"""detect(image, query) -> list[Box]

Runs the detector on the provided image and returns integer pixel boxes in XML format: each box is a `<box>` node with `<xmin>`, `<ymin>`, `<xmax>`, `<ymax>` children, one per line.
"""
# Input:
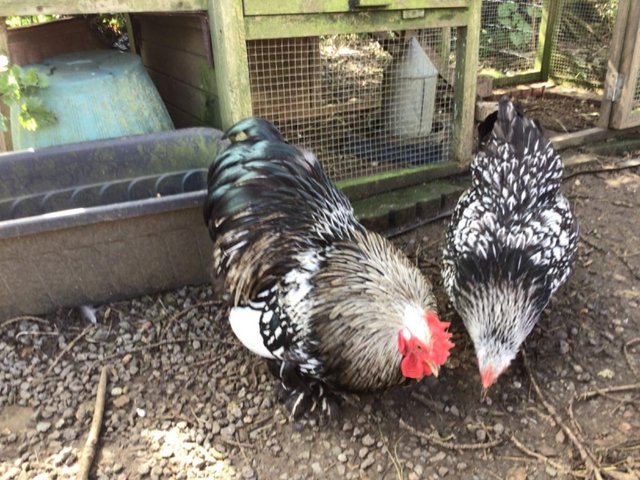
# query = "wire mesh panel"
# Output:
<box><xmin>479</xmin><ymin>0</ymin><xmax>546</xmax><ymax>75</ymax></box>
<box><xmin>550</xmin><ymin>0</ymin><xmax>619</xmax><ymax>87</ymax></box>
<box><xmin>246</xmin><ymin>30</ymin><xmax>456</xmax><ymax>182</ymax></box>
<box><xmin>634</xmin><ymin>73</ymin><xmax>640</xmax><ymax>111</ymax></box>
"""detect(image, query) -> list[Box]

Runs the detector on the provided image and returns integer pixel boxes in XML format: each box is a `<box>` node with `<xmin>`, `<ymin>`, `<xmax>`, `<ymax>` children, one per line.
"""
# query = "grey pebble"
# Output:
<box><xmin>361</xmin><ymin>434</ymin><xmax>375</xmax><ymax>447</ymax></box>
<box><xmin>36</xmin><ymin>421</ymin><xmax>51</xmax><ymax>433</ymax></box>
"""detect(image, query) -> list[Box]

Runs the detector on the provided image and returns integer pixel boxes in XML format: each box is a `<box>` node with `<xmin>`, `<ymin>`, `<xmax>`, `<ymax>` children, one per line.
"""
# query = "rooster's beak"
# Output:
<box><xmin>426</xmin><ymin>361</ymin><xmax>440</xmax><ymax>378</ymax></box>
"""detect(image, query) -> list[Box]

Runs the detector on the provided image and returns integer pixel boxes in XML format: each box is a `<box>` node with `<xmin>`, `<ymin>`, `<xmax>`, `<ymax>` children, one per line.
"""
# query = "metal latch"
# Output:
<box><xmin>606</xmin><ymin>71</ymin><xmax>624</xmax><ymax>102</ymax></box>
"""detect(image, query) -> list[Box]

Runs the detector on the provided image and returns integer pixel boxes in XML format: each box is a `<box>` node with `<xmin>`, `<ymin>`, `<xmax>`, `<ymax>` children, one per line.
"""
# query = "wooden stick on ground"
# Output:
<box><xmin>46</xmin><ymin>325</ymin><xmax>94</xmax><ymax>375</ymax></box>
<box><xmin>78</xmin><ymin>366</ymin><xmax>108</xmax><ymax>480</ymax></box>
<box><xmin>399</xmin><ymin>418</ymin><xmax>502</xmax><ymax>450</ymax></box>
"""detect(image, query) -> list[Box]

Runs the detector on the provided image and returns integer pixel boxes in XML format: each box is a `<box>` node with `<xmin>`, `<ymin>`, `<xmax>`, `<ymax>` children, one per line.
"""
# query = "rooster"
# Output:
<box><xmin>442</xmin><ymin>96</ymin><xmax>578</xmax><ymax>390</ymax></box>
<box><xmin>204</xmin><ymin>118</ymin><xmax>454</xmax><ymax>418</ymax></box>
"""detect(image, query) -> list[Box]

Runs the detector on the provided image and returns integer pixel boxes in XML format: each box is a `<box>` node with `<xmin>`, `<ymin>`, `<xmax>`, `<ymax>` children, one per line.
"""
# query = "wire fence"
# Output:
<box><xmin>634</xmin><ymin>73</ymin><xmax>640</xmax><ymax>110</ymax></box>
<box><xmin>246</xmin><ymin>30</ymin><xmax>456</xmax><ymax>182</ymax></box>
<box><xmin>549</xmin><ymin>0</ymin><xmax>618</xmax><ymax>87</ymax></box>
<box><xmin>480</xmin><ymin>0</ymin><xmax>618</xmax><ymax>90</ymax></box>
<box><xmin>479</xmin><ymin>0</ymin><xmax>546</xmax><ymax>75</ymax></box>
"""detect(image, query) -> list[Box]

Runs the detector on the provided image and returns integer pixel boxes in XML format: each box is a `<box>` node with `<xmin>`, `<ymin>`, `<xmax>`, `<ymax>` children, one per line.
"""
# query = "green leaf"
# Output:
<box><xmin>497</xmin><ymin>2</ymin><xmax>516</xmax><ymax>18</ymax></box>
<box><xmin>18</xmin><ymin>97</ymin><xmax>57</xmax><ymax>131</ymax></box>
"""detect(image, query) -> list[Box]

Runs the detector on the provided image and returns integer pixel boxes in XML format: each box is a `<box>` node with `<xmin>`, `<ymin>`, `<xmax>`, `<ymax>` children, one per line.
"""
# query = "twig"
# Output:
<box><xmin>0</xmin><ymin>316</ymin><xmax>50</xmax><ymax>331</ymax></box>
<box><xmin>522</xmin><ymin>352</ymin><xmax>603</xmax><ymax>480</ymax></box>
<box><xmin>158</xmin><ymin>300</ymin><xmax>221</xmax><ymax>342</ymax></box>
<box><xmin>385</xmin><ymin>209</ymin><xmax>455</xmax><ymax>239</ymax></box>
<box><xmin>90</xmin><ymin>336</ymin><xmax>234</xmax><ymax>370</ymax></box>
<box><xmin>576</xmin><ymin>383</ymin><xmax>640</xmax><ymax>402</ymax></box>
<box><xmin>623</xmin><ymin>338</ymin><xmax>640</xmax><ymax>377</ymax></box>
<box><xmin>563</xmin><ymin>158</ymin><xmax>640</xmax><ymax>182</ymax></box>
<box><xmin>77</xmin><ymin>366</ymin><xmax>108</xmax><ymax>480</ymax></box>
<box><xmin>510</xmin><ymin>435</ymin><xmax>577</xmax><ymax>476</ymax></box>
<box><xmin>399</xmin><ymin>418</ymin><xmax>502</xmax><ymax>450</ymax></box>
<box><xmin>46</xmin><ymin>326</ymin><xmax>94</xmax><ymax>375</ymax></box>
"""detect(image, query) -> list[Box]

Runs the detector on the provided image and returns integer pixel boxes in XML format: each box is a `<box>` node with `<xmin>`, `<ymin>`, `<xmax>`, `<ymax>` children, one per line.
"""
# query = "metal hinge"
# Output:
<box><xmin>606</xmin><ymin>72</ymin><xmax>624</xmax><ymax>102</ymax></box>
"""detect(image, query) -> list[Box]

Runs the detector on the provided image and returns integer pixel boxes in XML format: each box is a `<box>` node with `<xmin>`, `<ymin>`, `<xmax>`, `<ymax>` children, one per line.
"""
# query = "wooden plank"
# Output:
<box><xmin>137</xmin><ymin>15</ymin><xmax>211</xmax><ymax>59</ymax></box>
<box><xmin>146</xmin><ymin>69</ymin><xmax>208</xmax><ymax>123</ymax></box>
<box><xmin>208</xmin><ymin>0</ymin><xmax>252</xmax><ymax>129</ymax></box>
<box><xmin>0</xmin><ymin>0</ymin><xmax>206</xmax><ymax>16</ymax></box>
<box><xmin>538</xmin><ymin>0</ymin><xmax>563</xmax><ymax>81</ymax></box>
<box><xmin>243</xmin><ymin>0</ymin><xmax>469</xmax><ymax>16</ymax></box>
<box><xmin>599</xmin><ymin>0</ymin><xmax>630</xmax><ymax>128</ymax></box>
<box><xmin>491</xmin><ymin>70</ymin><xmax>544</xmax><ymax>88</ymax></box>
<box><xmin>451</xmin><ymin>0</ymin><xmax>480</xmax><ymax>164</ymax></box>
<box><xmin>337</xmin><ymin>161</ymin><xmax>467</xmax><ymax>201</ymax></box>
<box><xmin>549</xmin><ymin>127</ymin><xmax>612</xmax><ymax>150</ymax></box>
<box><xmin>140</xmin><ymin>41</ymin><xmax>211</xmax><ymax>90</ymax></box>
<box><xmin>244</xmin><ymin>8</ymin><xmax>469</xmax><ymax>40</ymax></box>
<box><xmin>610</xmin><ymin>0</ymin><xmax>640</xmax><ymax>129</ymax></box>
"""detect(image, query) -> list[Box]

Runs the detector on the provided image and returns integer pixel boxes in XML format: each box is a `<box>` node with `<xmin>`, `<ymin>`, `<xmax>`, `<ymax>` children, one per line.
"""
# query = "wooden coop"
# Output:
<box><xmin>1</xmin><ymin>1</ymin><xmax>481</xmax><ymax>191</ymax></box>
<box><xmin>477</xmin><ymin>0</ymin><xmax>640</xmax><ymax>145</ymax></box>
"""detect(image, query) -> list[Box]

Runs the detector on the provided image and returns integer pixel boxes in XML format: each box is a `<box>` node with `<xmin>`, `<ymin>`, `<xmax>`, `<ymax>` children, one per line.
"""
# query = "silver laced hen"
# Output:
<box><xmin>204</xmin><ymin>118</ymin><xmax>454</xmax><ymax>419</ymax></box>
<box><xmin>442</xmin><ymin>96</ymin><xmax>579</xmax><ymax>390</ymax></box>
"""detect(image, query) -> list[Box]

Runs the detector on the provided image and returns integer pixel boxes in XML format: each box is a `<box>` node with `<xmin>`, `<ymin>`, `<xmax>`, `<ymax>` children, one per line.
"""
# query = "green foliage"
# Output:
<box><xmin>6</xmin><ymin>15</ymin><xmax>61</xmax><ymax>28</ymax></box>
<box><xmin>480</xmin><ymin>1</ymin><xmax>542</xmax><ymax>64</ymax></box>
<box><xmin>0</xmin><ymin>63</ymin><xmax>57</xmax><ymax>132</ymax></box>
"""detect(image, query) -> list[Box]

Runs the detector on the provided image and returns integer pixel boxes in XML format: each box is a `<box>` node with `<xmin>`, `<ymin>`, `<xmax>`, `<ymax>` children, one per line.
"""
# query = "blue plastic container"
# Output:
<box><xmin>10</xmin><ymin>50</ymin><xmax>174</xmax><ymax>150</ymax></box>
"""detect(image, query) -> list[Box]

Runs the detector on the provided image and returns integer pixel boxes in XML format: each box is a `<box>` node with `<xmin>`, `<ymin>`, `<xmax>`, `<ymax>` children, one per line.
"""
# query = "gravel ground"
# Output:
<box><xmin>1</xmin><ymin>157</ymin><xmax>639</xmax><ymax>480</ymax></box>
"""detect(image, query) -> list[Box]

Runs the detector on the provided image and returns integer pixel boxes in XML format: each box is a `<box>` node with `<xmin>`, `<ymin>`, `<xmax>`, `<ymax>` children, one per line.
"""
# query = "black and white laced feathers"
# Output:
<box><xmin>204</xmin><ymin>117</ymin><xmax>452</xmax><ymax>420</ymax></box>
<box><xmin>442</xmin><ymin>96</ymin><xmax>579</xmax><ymax>389</ymax></box>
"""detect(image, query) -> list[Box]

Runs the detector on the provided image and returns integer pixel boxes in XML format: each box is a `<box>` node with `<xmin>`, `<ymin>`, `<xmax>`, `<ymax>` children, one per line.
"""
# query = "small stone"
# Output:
<box><xmin>36</xmin><ymin>421</ymin><xmax>51</xmax><ymax>433</ymax></box>
<box><xmin>545</xmin><ymin>466</ymin><xmax>557</xmax><ymax>477</ymax></box>
<box><xmin>122</xmin><ymin>353</ymin><xmax>132</xmax><ymax>365</ymax></box>
<box><xmin>113</xmin><ymin>463</ymin><xmax>124</xmax><ymax>473</ymax></box>
<box><xmin>3</xmin><ymin>467</ymin><xmax>21</xmax><ymax>479</ymax></box>
<box><xmin>555</xmin><ymin>430</ymin><xmax>566</xmax><ymax>444</ymax></box>
<box><xmin>361</xmin><ymin>454</ymin><xmax>375</xmax><ymax>470</ymax></box>
<box><xmin>408</xmin><ymin>473</ymin><xmax>419</xmax><ymax>480</ymax></box>
<box><xmin>438</xmin><ymin>466</ymin><xmax>449</xmax><ymax>477</ymax></box>
<box><xmin>430</xmin><ymin>451</ymin><xmax>446</xmax><ymax>463</ymax></box>
<box><xmin>456</xmin><ymin>462</ymin><xmax>468</xmax><ymax>471</ymax></box>
<box><xmin>241</xmin><ymin>466</ymin><xmax>255</xmax><ymax>479</ymax></box>
<box><xmin>559</xmin><ymin>341</ymin><xmax>570</xmax><ymax>355</ymax></box>
<box><xmin>337</xmin><ymin>465</ymin><xmax>346</xmax><ymax>475</ymax></box>
<box><xmin>113</xmin><ymin>395</ymin><xmax>130</xmax><ymax>409</ymax></box>
<box><xmin>138</xmin><ymin>464</ymin><xmax>151</xmax><ymax>476</ymax></box>
<box><xmin>362</xmin><ymin>434</ymin><xmax>375</xmax><ymax>447</ymax></box>
<box><xmin>493</xmin><ymin>423</ymin><xmax>505</xmax><ymax>435</ymax></box>
<box><xmin>358</xmin><ymin>447</ymin><xmax>368</xmax><ymax>459</ymax></box>
<box><xmin>221</xmin><ymin>424</ymin><xmax>236</xmax><ymax>439</ymax></box>
<box><xmin>311</xmin><ymin>463</ymin><xmax>322</xmax><ymax>476</ymax></box>
<box><xmin>449</xmin><ymin>405</ymin><xmax>460</xmax><ymax>417</ymax></box>
<box><xmin>475</xmin><ymin>429</ymin><xmax>486</xmax><ymax>442</ymax></box>
<box><xmin>159</xmin><ymin>446</ymin><xmax>173</xmax><ymax>458</ymax></box>
<box><xmin>337</xmin><ymin>453</ymin><xmax>348</xmax><ymax>463</ymax></box>
<box><xmin>111</xmin><ymin>386</ymin><xmax>123</xmax><ymax>396</ymax></box>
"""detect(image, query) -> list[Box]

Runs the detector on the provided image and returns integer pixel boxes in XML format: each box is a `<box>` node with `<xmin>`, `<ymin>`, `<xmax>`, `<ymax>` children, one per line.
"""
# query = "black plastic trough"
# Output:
<box><xmin>0</xmin><ymin>128</ymin><xmax>225</xmax><ymax>319</ymax></box>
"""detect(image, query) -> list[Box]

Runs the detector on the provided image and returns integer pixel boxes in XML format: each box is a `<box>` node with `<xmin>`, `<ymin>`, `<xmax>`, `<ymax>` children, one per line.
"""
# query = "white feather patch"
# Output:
<box><xmin>228</xmin><ymin>306</ymin><xmax>276</xmax><ymax>359</ymax></box>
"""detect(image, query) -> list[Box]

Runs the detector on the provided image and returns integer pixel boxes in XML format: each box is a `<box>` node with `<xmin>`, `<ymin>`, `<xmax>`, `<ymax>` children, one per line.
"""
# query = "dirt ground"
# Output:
<box><xmin>1</xmin><ymin>154</ymin><xmax>640</xmax><ymax>480</ymax></box>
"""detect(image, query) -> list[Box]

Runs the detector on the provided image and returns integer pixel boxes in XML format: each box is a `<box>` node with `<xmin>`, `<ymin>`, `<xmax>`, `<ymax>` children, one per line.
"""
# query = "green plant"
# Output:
<box><xmin>0</xmin><ymin>62</ymin><xmax>57</xmax><ymax>132</ymax></box>
<box><xmin>496</xmin><ymin>2</ymin><xmax>539</xmax><ymax>49</ymax></box>
<box><xmin>6</xmin><ymin>15</ymin><xmax>61</xmax><ymax>28</ymax></box>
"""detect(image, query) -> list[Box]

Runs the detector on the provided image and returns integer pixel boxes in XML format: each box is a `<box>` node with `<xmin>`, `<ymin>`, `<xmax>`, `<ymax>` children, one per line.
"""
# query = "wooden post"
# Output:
<box><xmin>598</xmin><ymin>0</ymin><xmax>630</xmax><ymax>128</ymax></box>
<box><xmin>207</xmin><ymin>0</ymin><xmax>253</xmax><ymax>129</ymax></box>
<box><xmin>538</xmin><ymin>0</ymin><xmax>564</xmax><ymax>81</ymax></box>
<box><xmin>0</xmin><ymin>17</ymin><xmax>10</xmax><ymax>152</ymax></box>
<box><xmin>609</xmin><ymin>0</ymin><xmax>640</xmax><ymax>129</ymax></box>
<box><xmin>451</xmin><ymin>0</ymin><xmax>481</xmax><ymax>164</ymax></box>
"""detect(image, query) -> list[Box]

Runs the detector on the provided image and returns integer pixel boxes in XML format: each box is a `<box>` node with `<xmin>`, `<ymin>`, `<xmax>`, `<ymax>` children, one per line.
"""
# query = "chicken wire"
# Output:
<box><xmin>246</xmin><ymin>30</ymin><xmax>456</xmax><ymax>182</ymax></box>
<box><xmin>634</xmin><ymin>74</ymin><xmax>640</xmax><ymax>110</ymax></box>
<box><xmin>549</xmin><ymin>0</ymin><xmax>618</xmax><ymax>87</ymax></box>
<box><xmin>480</xmin><ymin>0</ymin><xmax>546</xmax><ymax>75</ymax></box>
